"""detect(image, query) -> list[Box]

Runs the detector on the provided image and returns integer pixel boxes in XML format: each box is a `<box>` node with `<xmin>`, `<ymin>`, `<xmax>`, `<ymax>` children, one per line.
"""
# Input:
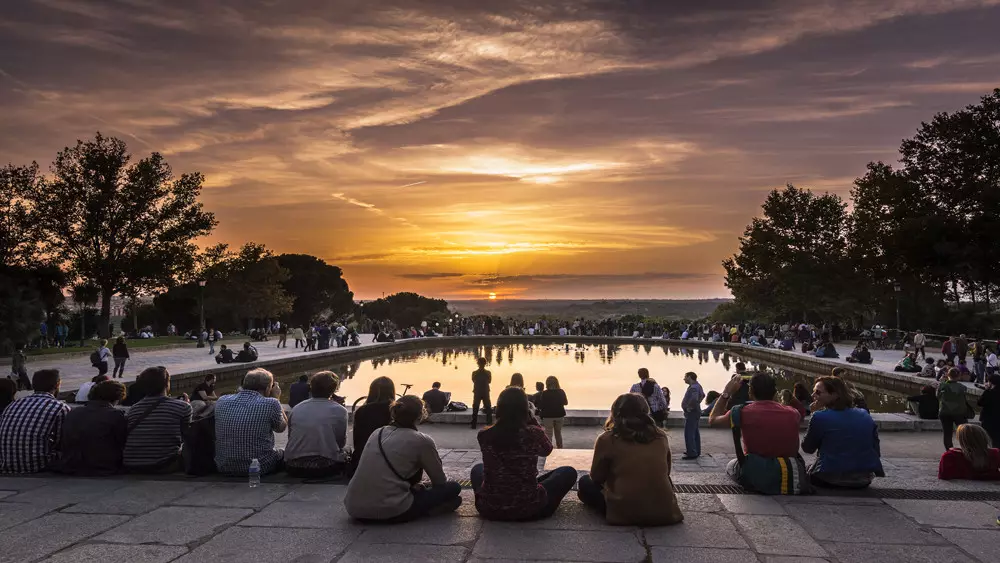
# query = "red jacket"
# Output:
<box><xmin>938</xmin><ymin>448</ymin><xmax>1000</xmax><ymax>480</ymax></box>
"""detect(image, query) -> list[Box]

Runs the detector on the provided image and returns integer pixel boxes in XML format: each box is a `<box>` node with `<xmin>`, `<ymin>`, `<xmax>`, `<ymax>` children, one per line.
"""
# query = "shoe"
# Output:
<box><xmin>681</xmin><ymin>454</ymin><xmax>699</xmax><ymax>460</ymax></box>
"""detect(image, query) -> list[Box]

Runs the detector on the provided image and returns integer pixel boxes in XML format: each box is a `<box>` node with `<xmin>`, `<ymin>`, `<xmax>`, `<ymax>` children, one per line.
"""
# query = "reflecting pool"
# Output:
<box><xmin>259</xmin><ymin>343</ymin><xmax>908</xmax><ymax>413</ymax></box>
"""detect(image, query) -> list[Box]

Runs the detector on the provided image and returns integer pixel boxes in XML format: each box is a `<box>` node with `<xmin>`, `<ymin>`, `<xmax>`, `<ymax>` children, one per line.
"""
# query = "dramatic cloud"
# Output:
<box><xmin>2</xmin><ymin>0</ymin><xmax>999</xmax><ymax>299</ymax></box>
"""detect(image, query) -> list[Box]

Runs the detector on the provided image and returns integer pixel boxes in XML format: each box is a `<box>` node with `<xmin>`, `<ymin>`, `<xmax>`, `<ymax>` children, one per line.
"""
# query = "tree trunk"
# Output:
<box><xmin>100</xmin><ymin>287</ymin><xmax>114</xmax><ymax>339</ymax></box>
<box><xmin>132</xmin><ymin>296</ymin><xmax>139</xmax><ymax>337</ymax></box>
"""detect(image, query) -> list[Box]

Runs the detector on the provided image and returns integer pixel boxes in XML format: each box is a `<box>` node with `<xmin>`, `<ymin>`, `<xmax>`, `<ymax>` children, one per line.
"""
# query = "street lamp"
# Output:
<box><xmin>893</xmin><ymin>282</ymin><xmax>902</xmax><ymax>338</ymax></box>
<box><xmin>197</xmin><ymin>280</ymin><xmax>206</xmax><ymax>348</ymax></box>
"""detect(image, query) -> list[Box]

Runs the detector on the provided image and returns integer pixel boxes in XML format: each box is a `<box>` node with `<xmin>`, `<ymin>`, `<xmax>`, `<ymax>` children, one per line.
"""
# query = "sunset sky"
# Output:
<box><xmin>2</xmin><ymin>1</ymin><xmax>999</xmax><ymax>300</ymax></box>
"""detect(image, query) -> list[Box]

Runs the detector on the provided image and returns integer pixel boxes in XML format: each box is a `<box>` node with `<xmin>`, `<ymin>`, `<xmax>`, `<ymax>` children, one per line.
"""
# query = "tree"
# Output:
<box><xmin>31</xmin><ymin>133</ymin><xmax>217</xmax><ymax>338</ymax></box>
<box><xmin>276</xmin><ymin>254</ymin><xmax>354</xmax><ymax>325</ymax></box>
<box><xmin>723</xmin><ymin>185</ymin><xmax>853</xmax><ymax>323</ymax></box>
<box><xmin>202</xmin><ymin>243</ymin><xmax>293</xmax><ymax>330</ymax></box>
<box><xmin>70</xmin><ymin>283</ymin><xmax>100</xmax><ymax>345</ymax></box>
<box><xmin>361</xmin><ymin>292</ymin><xmax>449</xmax><ymax>328</ymax></box>
<box><xmin>0</xmin><ymin>162</ymin><xmax>44</xmax><ymax>268</ymax></box>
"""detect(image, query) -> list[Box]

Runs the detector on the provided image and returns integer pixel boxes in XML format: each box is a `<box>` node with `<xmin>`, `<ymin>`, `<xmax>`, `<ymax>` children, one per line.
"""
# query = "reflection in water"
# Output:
<box><xmin>206</xmin><ymin>344</ymin><xmax>908</xmax><ymax>412</ymax></box>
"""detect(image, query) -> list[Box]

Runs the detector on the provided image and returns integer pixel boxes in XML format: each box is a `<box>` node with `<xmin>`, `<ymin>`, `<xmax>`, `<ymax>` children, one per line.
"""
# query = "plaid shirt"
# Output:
<box><xmin>0</xmin><ymin>393</ymin><xmax>70</xmax><ymax>474</ymax></box>
<box><xmin>214</xmin><ymin>389</ymin><xmax>285</xmax><ymax>475</ymax></box>
<box><xmin>630</xmin><ymin>381</ymin><xmax>668</xmax><ymax>413</ymax></box>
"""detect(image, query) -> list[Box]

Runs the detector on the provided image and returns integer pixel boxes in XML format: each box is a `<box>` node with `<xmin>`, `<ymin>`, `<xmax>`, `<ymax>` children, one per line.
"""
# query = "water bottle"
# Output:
<box><xmin>248</xmin><ymin>458</ymin><xmax>260</xmax><ymax>488</ymax></box>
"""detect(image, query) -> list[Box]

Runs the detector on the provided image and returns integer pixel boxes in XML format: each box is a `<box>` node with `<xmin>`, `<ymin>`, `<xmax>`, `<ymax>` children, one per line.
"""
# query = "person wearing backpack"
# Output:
<box><xmin>91</xmin><ymin>339</ymin><xmax>112</xmax><ymax>377</ymax></box>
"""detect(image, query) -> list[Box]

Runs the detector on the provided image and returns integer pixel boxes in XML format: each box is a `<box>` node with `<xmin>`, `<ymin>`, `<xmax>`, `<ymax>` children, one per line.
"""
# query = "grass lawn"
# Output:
<box><xmin>26</xmin><ymin>336</ymin><xmax>194</xmax><ymax>356</ymax></box>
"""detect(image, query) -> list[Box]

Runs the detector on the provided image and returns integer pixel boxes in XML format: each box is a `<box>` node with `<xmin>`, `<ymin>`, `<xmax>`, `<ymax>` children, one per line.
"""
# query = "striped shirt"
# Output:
<box><xmin>214</xmin><ymin>390</ymin><xmax>286</xmax><ymax>475</ymax></box>
<box><xmin>0</xmin><ymin>393</ymin><xmax>70</xmax><ymax>474</ymax></box>
<box><xmin>123</xmin><ymin>396</ymin><xmax>192</xmax><ymax>469</ymax></box>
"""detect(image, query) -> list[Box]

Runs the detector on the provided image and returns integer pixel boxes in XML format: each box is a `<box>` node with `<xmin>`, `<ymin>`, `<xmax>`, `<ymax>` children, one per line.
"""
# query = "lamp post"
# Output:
<box><xmin>893</xmin><ymin>282</ymin><xmax>902</xmax><ymax>339</ymax></box>
<box><xmin>197</xmin><ymin>280</ymin><xmax>206</xmax><ymax>348</ymax></box>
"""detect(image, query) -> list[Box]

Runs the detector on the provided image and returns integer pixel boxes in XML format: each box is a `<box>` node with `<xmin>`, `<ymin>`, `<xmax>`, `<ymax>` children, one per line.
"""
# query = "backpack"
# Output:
<box><xmin>182</xmin><ymin>415</ymin><xmax>217</xmax><ymax>476</ymax></box>
<box><xmin>90</xmin><ymin>350</ymin><xmax>101</xmax><ymax>367</ymax></box>
<box><xmin>446</xmin><ymin>401</ymin><xmax>468</xmax><ymax>412</ymax></box>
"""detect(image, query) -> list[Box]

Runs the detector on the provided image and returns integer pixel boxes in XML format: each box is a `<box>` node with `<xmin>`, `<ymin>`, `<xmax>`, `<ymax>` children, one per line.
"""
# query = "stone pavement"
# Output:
<box><xmin>2</xmin><ymin>443</ymin><xmax>998</xmax><ymax>563</ymax></box>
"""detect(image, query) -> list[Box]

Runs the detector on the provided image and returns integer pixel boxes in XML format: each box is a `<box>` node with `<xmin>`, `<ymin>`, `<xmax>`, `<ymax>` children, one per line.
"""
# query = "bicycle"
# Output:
<box><xmin>351</xmin><ymin>383</ymin><xmax>413</xmax><ymax>413</ymax></box>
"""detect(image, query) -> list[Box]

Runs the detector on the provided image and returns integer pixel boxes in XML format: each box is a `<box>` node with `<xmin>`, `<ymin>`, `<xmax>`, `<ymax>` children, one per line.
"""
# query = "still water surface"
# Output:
<box><xmin>240</xmin><ymin>343</ymin><xmax>907</xmax><ymax>412</ymax></box>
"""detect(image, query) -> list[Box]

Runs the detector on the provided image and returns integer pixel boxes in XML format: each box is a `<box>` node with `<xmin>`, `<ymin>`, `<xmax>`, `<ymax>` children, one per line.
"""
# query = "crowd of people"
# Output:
<box><xmin>2</xmin><ymin>352</ymin><xmax>999</xmax><ymax>527</ymax></box>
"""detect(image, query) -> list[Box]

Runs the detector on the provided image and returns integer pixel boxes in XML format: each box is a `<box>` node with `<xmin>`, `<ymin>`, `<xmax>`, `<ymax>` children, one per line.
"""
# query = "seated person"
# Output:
<box><xmin>846</xmin><ymin>345</ymin><xmax>872</xmax><ymax>364</ymax></box>
<box><xmin>893</xmin><ymin>353</ymin><xmax>922</xmax><ymax>373</ymax></box>
<box><xmin>801</xmin><ymin>340</ymin><xmax>815</xmax><ymax>354</ymax></box>
<box><xmin>75</xmin><ymin>374</ymin><xmax>109</xmax><ymax>403</ymax></box>
<box><xmin>907</xmin><ymin>385</ymin><xmax>940</xmax><ymax>420</ymax></box>
<box><xmin>123</xmin><ymin>366</ymin><xmax>192</xmax><ymax>473</ymax></box>
<box><xmin>793</xmin><ymin>382</ymin><xmax>813</xmax><ymax>415</ymax></box>
<box><xmin>214</xmin><ymin>368</ymin><xmax>286</xmax><ymax>476</ymax></box>
<box><xmin>577</xmin><ymin>393</ymin><xmax>683</xmax><ymax>526</ymax></box>
<box><xmin>285</xmin><ymin>371</ymin><xmax>348</xmax><ymax>478</ymax></box>
<box><xmin>814</xmin><ymin>340</ymin><xmax>838</xmax><ymax>358</ymax></box>
<box><xmin>778</xmin><ymin>335</ymin><xmax>795</xmax><ymax>351</ymax></box>
<box><xmin>54</xmin><ymin>380</ymin><xmax>127</xmax><ymax>476</ymax></box>
<box><xmin>344</xmin><ymin>395</ymin><xmax>461</xmax><ymax>522</ymax></box>
<box><xmin>470</xmin><ymin>387</ymin><xmax>577</xmax><ymax>521</ymax></box>
<box><xmin>701</xmin><ymin>390</ymin><xmax>721</xmax><ymax>417</ymax></box>
<box><xmin>709</xmin><ymin>373</ymin><xmax>809</xmax><ymax>494</ymax></box>
<box><xmin>288</xmin><ymin>375</ymin><xmax>310</xmax><ymax>408</ymax></box>
<box><xmin>920</xmin><ymin>358</ymin><xmax>937</xmax><ymax>378</ymax></box>
<box><xmin>421</xmin><ymin>382</ymin><xmax>451</xmax><ymax>414</ymax></box>
<box><xmin>956</xmin><ymin>359</ymin><xmax>973</xmax><ymax>381</ymax></box>
<box><xmin>191</xmin><ymin>374</ymin><xmax>218</xmax><ymax>402</ymax></box>
<box><xmin>0</xmin><ymin>369</ymin><xmax>71</xmax><ymax>474</ymax></box>
<box><xmin>802</xmin><ymin>376</ymin><xmax>884</xmax><ymax>489</ymax></box>
<box><xmin>233</xmin><ymin>342</ymin><xmax>259</xmax><ymax>363</ymax></box>
<box><xmin>778</xmin><ymin>389</ymin><xmax>807</xmax><ymax>420</ymax></box>
<box><xmin>215</xmin><ymin>344</ymin><xmax>235</xmax><ymax>364</ymax></box>
<box><xmin>938</xmin><ymin>424</ymin><xmax>1000</xmax><ymax>480</ymax></box>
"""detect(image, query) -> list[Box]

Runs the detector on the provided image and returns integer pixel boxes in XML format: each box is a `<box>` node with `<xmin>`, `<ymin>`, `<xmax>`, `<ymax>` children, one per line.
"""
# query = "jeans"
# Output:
<box><xmin>974</xmin><ymin>360</ymin><xmax>986</xmax><ymax>383</ymax></box>
<box><xmin>113</xmin><ymin>357</ymin><xmax>127</xmax><ymax>379</ymax></box>
<box><xmin>471</xmin><ymin>394</ymin><xmax>492</xmax><ymax>426</ymax></box>
<box><xmin>471</xmin><ymin>463</ymin><xmax>577</xmax><ymax>520</ymax></box>
<box><xmin>576</xmin><ymin>474</ymin><xmax>606</xmax><ymax>514</ymax></box>
<box><xmin>940</xmin><ymin>414</ymin><xmax>968</xmax><ymax>450</ymax></box>
<box><xmin>683</xmin><ymin>410</ymin><xmax>701</xmax><ymax>456</ymax></box>
<box><xmin>209</xmin><ymin>341</ymin><xmax>216</xmax><ymax>354</ymax></box>
<box><xmin>362</xmin><ymin>481</ymin><xmax>462</xmax><ymax>524</ymax></box>
<box><xmin>543</xmin><ymin>417</ymin><xmax>564</xmax><ymax>448</ymax></box>
<box><xmin>96</xmin><ymin>361</ymin><xmax>108</xmax><ymax>377</ymax></box>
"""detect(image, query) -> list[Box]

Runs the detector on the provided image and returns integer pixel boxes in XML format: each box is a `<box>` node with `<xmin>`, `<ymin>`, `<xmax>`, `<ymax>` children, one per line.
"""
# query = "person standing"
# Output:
<box><xmin>913</xmin><ymin>330</ymin><xmax>926</xmax><ymax>359</ymax></box>
<box><xmin>681</xmin><ymin>372</ymin><xmax>706</xmax><ymax>460</ymax></box>
<box><xmin>956</xmin><ymin>334</ymin><xmax>969</xmax><ymax>363</ymax></box>
<box><xmin>11</xmin><ymin>343</ymin><xmax>31</xmax><ymax>391</ymax></box>
<box><xmin>207</xmin><ymin>327</ymin><xmax>217</xmax><ymax>355</ymax></box>
<box><xmin>93</xmin><ymin>339</ymin><xmax>111</xmax><ymax>377</ymax></box>
<box><xmin>539</xmin><ymin>376</ymin><xmax>568</xmax><ymax>449</ymax></box>
<box><xmin>629</xmin><ymin>368</ymin><xmax>667</xmax><ymax>426</ymax></box>
<box><xmin>978</xmin><ymin>374</ymin><xmax>1000</xmax><ymax>448</ymax></box>
<box><xmin>471</xmin><ymin>357</ymin><xmax>492</xmax><ymax>429</ymax></box>
<box><xmin>938</xmin><ymin>368</ymin><xmax>969</xmax><ymax>450</ymax></box>
<box><xmin>277</xmin><ymin>323</ymin><xmax>288</xmax><ymax>348</ymax></box>
<box><xmin>111</xmin><ymin>336</ymin><xmax>130</xmax><ymax>379</ymax></box>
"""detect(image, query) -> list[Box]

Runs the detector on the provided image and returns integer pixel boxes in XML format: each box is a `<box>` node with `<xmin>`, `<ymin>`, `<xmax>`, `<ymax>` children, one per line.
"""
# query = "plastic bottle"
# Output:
<box><xmin>248</xmin><ymin>458</ymin><xmax>260</xmax><ymax>488</ymax></box>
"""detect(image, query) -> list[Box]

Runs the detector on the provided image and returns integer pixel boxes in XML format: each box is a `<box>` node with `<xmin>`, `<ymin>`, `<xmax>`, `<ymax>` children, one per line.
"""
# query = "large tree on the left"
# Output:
<box><xmin>33</xmin><ymin>133</ymin><xmax>217</xmax><ymax>338</ymax></box>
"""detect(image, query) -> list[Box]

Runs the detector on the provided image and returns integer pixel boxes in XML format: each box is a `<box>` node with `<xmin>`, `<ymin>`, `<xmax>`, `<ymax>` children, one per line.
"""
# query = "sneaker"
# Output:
<box><xmin>681</xmin><ymin>454</ymin><xmax>699</xmax><ymax>460</ymax></box>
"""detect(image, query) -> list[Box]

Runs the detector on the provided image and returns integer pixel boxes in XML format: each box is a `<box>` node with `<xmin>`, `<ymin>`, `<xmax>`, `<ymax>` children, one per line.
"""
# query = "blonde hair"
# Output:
<box><xmin>777</xmin><ymin>389</ymin><xmax>793</xmax><ymax>405</ymax></box>
<box><xmin>957</xmin><ymin>424</ymin><xmax>992</xmax><ymax>472</ymax></box>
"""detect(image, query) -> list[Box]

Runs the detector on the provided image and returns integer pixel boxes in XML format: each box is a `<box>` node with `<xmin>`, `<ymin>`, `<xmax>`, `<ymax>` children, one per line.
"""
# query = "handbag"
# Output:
<box><xmin>377</xmin><ymin>427</ymin><xmax>422</xmax><ymax>486</ymax></box>
<box><xmin>128</xmin><ymin>396</ymin><xmax>167</xmax><ymax>433</ymax></box>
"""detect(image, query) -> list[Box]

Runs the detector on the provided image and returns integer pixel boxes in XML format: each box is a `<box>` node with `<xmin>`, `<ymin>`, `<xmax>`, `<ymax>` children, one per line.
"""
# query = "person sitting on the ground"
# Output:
<box><xmin>122</xmin><ymin>366</ymin><xmax>192</xmax><ymax>473</ymax></box>
<box><xmin>470</xmin><ymin>386</ymin><xmax>577</xmax><ymax>521</ymax></box>
<box><xmin>421</xmin><ymin>381</ymin><xmax>451</xmax><ymax>414</ymax></box>
<box><xmin>938</xmin><ymin>424</ymin><xmax>1000</xmax><ymax>480</ymax></box>
<box><xmin>285</xmin><ymin>371</ymin><xmax>348</xmax><ymax>478</ymax></box>
<box><xmin>214</xmin><ymin>368</ymin><xmax>286</xmax><ymax>476</ymax></box>
<box><xmin>907</xmin><ymin>385</ymin><xmax>940</xmax><ymax>420</ymax></box>
<box><xmin>75</xmin><ymin>374</ymin><xmax>109</xmax><ymax>403</ymax></box>
<box><xmin>956</xmin><ymin>359</ymin><xmax>973</xmax><ymax>381</ymax></box>
<box><xmin>344</xmin><ymin>395</ymin><xmax>461</xmax><ymax>522</ymax></box>
<box><xmin>191</xmin><ymin>374</ymin><xmax>218</xmax><ymax>402</ymax></box>
<box><xmin>778</xmin><ymin>334</ymin><xmax>795</xmax><ymax>351</ymax></box>
<box><xmin>920</xmin><ymin>358</ymin><xmax>937</xmax><ymax>378</ymax></box>
<box><xmin>701</xmin><ymin>390</ymin><xmax>721</xmax><ymax>417</ymax></box>
<box><xmin>577</xmin><ymin>393</ymin><xmax>684</xmax><ymax>526</ymax></box>
<box><xmin>709</xmin><ymin>372</ymin><xmax>810</xmax><ymax>494</ymax></box>
<box><xmin>351</xmin><ymin>376</ymin><xmax>395</xmax><ymax>474</ymax></box>
<box><xmin>846</xmin><ymin>345</ymin><xmax>873</xmax><ymax>364</ymax></box>
<box><xmin>288</xmin><ymin>374</ymin><xmax>310</xmax><ymax>408</ymax></box>
<box><xmin>814</xmin><ymin>338</ymin><xmax>838</xmax><ymax>358</ymax></box>
<box><xmin>778</xmin><ymin>389</ymin><xmax>807</xmax><ymax>420</ymax></box>
<box><xmin>793</xmin><ymin>382</ymin><xmax>813</xmax><ymax>415</ymax></box>
<box><xmin>54</xmin><ymin>380</ymin><xmax>127</xmax><ymax>476</ymax></box>
<box><xmin>894</xmin><ymin>353</ymin><xmax>922</xmax><ymax>373</ymax></box>
<box><xmin>215</xmin><ymin>344</ymin><xmax>235</xmax><ymax>364</ymax></box>
<box><xmin>0</xmin><ymin>369</ymin><xmax>70</xmax><ymax>474</ymax></box>
<box><xmin>802</xmin><ymin>376</ymin><xmax>884</xmax><ymax>489</ymax></box>
<box><xmin>233</xmin><ymin>342</ymin><xmax>259</xmax><ymax>363</ymax></box>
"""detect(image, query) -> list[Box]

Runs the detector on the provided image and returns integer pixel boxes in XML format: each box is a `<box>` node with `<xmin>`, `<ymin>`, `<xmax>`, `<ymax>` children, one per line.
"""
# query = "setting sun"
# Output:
<box><xmin>488</xmin><ymin>292</ymin><xmax>497</xmax><ymax>300</ymax></box>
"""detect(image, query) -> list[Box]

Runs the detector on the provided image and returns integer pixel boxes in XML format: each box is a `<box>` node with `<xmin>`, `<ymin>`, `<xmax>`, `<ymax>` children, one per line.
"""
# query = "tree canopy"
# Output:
<box><xmin>361</xmin><ymin>292</ymin><xmax>450</xmax><ymax>328</ymax></box>
<box><xmin>277</xmin><ymin>254</ymin><xmax>354</xmax><ymax>326</ymax></box>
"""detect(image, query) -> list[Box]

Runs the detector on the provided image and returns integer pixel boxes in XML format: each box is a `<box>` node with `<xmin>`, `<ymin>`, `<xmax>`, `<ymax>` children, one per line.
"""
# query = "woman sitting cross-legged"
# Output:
<box><xmin>577</xmin><ymin>393</ymin><xmax>684</xmax><ymax>526</ymax></box>
<box><xmin>344</xmin><ymin>395</ymin><xmax>461</xmax><ymax>523</ymax></box>
<box><xmin>284</xmin><ymin>371</ymin><xmax>348</xmax><ymax>478</ymax></box>
<box><xmin>938</xmin><ymin>424</ymin><xmax>1000</xmax><ymax>480</ymax></box>
<box><xmin>471</xmin><ymin>386</ymin><xmax>577</xmax><ymax>521</ymax></box>
<box><xmin>802</xmin><ymin>376</ymin><xmax>885</xmax><ymax>489</ymax></box>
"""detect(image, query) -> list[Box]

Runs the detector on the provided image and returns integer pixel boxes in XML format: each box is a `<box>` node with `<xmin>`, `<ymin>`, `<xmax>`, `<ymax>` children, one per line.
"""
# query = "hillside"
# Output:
<box><xmin>448</xmin><ymin>299</ymin><xmax>730</xmax><ymax>320</ymax></box>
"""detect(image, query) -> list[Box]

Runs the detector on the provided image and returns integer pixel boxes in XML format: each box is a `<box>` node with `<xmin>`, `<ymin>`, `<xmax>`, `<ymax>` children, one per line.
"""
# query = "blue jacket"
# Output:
<box><xmin>801</xmin><ymin>408</ymin><xmax>884</xmax><ymax>476</ymax></box>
